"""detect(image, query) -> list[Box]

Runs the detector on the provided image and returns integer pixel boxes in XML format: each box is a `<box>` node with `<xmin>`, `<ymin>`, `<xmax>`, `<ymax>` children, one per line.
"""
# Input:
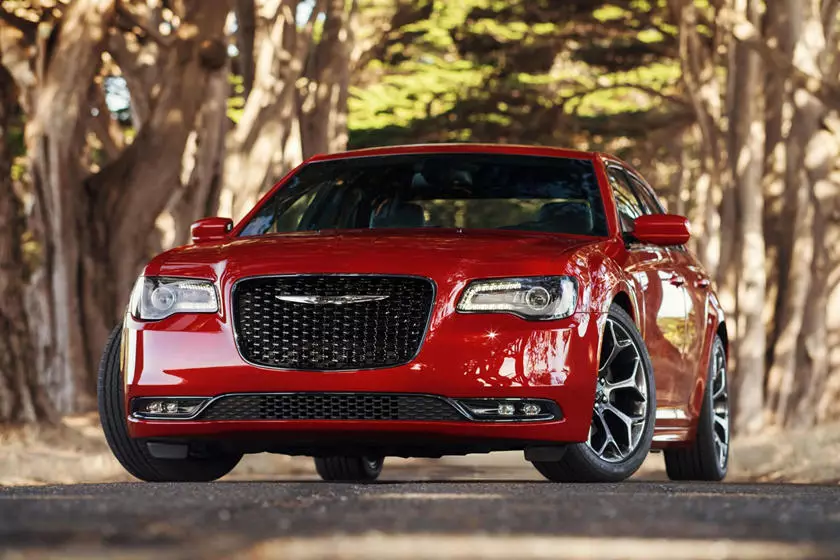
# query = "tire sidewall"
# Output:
<box><xmin>702</xmin><ymin>337</ymin><xmax>728</xmax><ymax>478</ymax></box>
<box><xmin>571</xmin><ymin>304</ymin><xmax>657</xmax><ymax>479</ymax></box>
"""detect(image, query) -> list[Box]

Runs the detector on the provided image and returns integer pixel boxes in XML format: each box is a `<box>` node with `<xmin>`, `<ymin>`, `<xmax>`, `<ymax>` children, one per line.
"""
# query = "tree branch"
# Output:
<box><xmin>114</xmin><ymin>1</ymin><xmax>174</xmax><ymax>48</ymax></box>
<box><xmin>575</xmin><ymin>82</ymin><xmax>690</xmax><ymax>108</ymax></box>
<box><xmin>722</xmin><ymin>8</ymin><xmax>840</xmax><ymax>112</ymax></box>
<box><xmin>0</xmin><ymin>6</ymin><xmax>37</xmax><ymax>41</ymax></box>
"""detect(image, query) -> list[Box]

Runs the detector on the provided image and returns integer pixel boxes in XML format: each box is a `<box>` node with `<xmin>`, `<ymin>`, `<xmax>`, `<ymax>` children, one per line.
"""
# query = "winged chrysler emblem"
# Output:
<box><xmin>276</xmin><ymin>295</ymin><xmax>389</xmax><ymax>305</ymax></box>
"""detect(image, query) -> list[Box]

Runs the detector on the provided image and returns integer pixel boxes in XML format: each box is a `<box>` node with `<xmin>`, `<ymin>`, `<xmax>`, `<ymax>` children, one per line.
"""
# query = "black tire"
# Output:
<box><xmin>664</xmin><ymin>336</ymin><xmax>729</xmax><ymax>481</ymax></box>
<box><xmin>531</xmin><ymin>304</ymin><xmax>656</xmax><ymax>482</ymax></box>
<box><xmin>97</xmin><ymin>326</ymin><xmax>241</xmax><ymax>482</ymax></box>
<box><xmin>314</xmin><ymin>456</ymin><xmax>384</xmax><ymax>482</ymax></box>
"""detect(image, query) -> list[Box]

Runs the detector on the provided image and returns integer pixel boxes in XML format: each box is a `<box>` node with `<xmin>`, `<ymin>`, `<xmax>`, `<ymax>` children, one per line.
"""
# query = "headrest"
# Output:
<box><xmin>537</xmin><ymin>201</ymin><xmax>594</xmax><ymax>234</ymax></box>
<box><xmin>370</xmin><ymin>201</ymin><xmax>426</xmax><ymax>228</ymax></box>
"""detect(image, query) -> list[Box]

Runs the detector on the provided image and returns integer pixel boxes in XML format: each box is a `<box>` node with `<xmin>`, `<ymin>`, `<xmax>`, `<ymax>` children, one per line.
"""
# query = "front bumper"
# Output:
<box><xmin>123</xmin><ymin>310</ymin><xmax>603</xmax><ymax>446</ymax></box>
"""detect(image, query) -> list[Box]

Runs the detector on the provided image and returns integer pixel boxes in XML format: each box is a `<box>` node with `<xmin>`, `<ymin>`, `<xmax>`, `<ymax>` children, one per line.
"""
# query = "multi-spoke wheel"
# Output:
<box><xmin>531</xmin><ymin>304</ymin><xmax>656</xmax><ymax>482</ymax></box>
<box><xmin>587</xmin><ymin>317</ymin><xmax>649</xmax><ymax>463</ymax></box>
<box><xmin>664</xmin><ymin>335</ymin><xmax>730</xmax><ymax>481</ymax></box>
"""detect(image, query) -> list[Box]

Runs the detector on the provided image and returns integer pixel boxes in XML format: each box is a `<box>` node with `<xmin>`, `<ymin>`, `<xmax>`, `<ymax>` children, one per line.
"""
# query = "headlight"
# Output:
<box><xmin>457</xmin><ymin>276</ymin><xmax>578</xmax><ymax>320</ymax></box>
<box><xmin>129</xmin><ymin>276</ymin><xmax>219</xmax><ymax>320</ymax></box>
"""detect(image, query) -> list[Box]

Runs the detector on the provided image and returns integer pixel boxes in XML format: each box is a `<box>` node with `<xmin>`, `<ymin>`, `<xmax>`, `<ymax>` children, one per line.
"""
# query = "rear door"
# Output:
<box><xmin>605</xmin><ymin>165</ymin><xmax>688</xmax><ymax>410</ymax></box>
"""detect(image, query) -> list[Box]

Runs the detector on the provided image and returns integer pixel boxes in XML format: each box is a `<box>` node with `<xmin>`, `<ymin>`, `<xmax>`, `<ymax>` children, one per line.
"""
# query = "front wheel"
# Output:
<box><xmin>314</xmin><ymin>456</ymin><xmax>384</xmax><ymax>482</ymax></box>
<box><xmin>531</xmin><ymin>304</ymin><xmax>656</xmax><ymax>482</ymax></box>
<box><xmin>98</xmin><ymin>326</ymin><xmax>242</xmax><ymax>482</ymax></box>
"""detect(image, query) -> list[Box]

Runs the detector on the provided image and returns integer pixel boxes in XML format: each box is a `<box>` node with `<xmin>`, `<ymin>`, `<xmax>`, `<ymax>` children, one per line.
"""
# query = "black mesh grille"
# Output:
<box><xmin>233</xmin><ymin>275</ymin><xmax>434</xmax><ymax>370</ymax></box>
<box><xmin>200</xmin><ymin>393</ymin><xmax>466</xmax><ymax>421</ymax></box>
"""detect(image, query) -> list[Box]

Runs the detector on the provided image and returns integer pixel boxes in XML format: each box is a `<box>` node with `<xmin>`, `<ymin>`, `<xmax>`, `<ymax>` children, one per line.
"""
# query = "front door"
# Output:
<box><xmin>605</xmin><ymin>166</ymin><xmax>688</xmax><ymax>411</ymax></box>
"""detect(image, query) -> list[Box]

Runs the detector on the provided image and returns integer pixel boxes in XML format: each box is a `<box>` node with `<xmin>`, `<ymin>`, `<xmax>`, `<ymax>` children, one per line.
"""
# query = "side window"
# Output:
<box><xmin>627</xmin><ymin>173</ymin><xmax>665</xmax><ymax>215</ymax></box>
<box><xmin>606</xmin><ymin>167</ymin><xmax>645</xmax><ymax>232</ymax></box>
<box><xmin>626</xmin><ymin>170</ymin><xmax>687</xmax><ymax>250</ymax></box>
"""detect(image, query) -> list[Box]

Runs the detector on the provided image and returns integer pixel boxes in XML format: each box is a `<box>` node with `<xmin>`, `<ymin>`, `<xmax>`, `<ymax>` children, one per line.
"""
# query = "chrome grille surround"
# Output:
<box><xmin>232</xmin><ymin>274</ymin><xmax>435</xmax><ymax>371</ymax></box>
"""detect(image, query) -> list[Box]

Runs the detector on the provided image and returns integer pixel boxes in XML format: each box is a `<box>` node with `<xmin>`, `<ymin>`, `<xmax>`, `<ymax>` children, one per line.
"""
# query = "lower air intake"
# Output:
<box><xmin>199</xmin><ymin>393</ymin><xmax>467</xmax><ymax>422</ymax></box>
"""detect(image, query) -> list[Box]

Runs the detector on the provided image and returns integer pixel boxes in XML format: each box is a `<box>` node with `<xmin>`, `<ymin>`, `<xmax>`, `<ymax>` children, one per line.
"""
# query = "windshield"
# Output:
<box><xmin>238</xmin><ymin>153</ymin><xmax>608</xmax><ymax>237</ymax></box>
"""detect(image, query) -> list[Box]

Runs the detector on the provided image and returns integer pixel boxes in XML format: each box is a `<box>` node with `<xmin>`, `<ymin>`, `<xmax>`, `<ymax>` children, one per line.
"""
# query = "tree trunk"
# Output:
<box><xmin>23</xmin><ymin>0</ymin><xmax>118</xmax><ymax>412</ymax></box>
<box><xmin>729</xmin><ymin>0</ymin><xmax>766</xmax><ymax>435</ymax></box>
<box><xmin>171</xmin><ymin>55</ymin><xmax>231</xmax><ymax>246</ymax></box>
<box><xmin>20</xmin><ymin>0</ymin><xmax>231</xmax><ymax>411</ymax></box>
<box><xmin>785</xmin><ymin>126</ymin><xmax>837</xmax><ymax>426</ymax></box>
<box><xmin>668</xmin><ymin>0</ymin><xmax>730</xmax><ymax>288</ymax></box>
<box><xmin>300</xmin><ymin>0</ymin><xmax>354</xmax><ymax>157</ymax></box>
<box><xmin>792</xmin><ymin>203</ymin><xmax>830</xmax><ymax>425</ymax></box>
<box><xmin>0</xmin><ymin>67</ymin><xmax>56</xmax><ymax>424</ymax></box>
<box><xmin>234</xmin><ymin>0</ymin><xmax>257</xmax><ymax>99</ymax></box>
<box><xmin>764</xmin><ymin>0</ymin><xmax>836</xmax><ymax>426</ymax></box>
<box><xmin>86</xmin><ymin>2</ymin><xmax>232</xmax><ymax>396</ymax></box>
<box><xmin>817</xmin><ymin>251</ymin><xmax>840</xmax><ymax>421</ymax></box>
<box><xmin>222</xmin><ymin>0</ymin><xmax>361</xmax><ymax>220</ymax></box>
<box><xmin>222</xmin><ymin>0</ymin><xmax>313</xmax><ymax>220</ymax></box>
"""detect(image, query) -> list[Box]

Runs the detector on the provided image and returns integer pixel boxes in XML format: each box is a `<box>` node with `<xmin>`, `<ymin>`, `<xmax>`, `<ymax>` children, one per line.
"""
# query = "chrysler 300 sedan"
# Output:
<box><xmin>98</xmin><ymin>143</ymin><xmax>730</xmax><ymax>483</ymax></box>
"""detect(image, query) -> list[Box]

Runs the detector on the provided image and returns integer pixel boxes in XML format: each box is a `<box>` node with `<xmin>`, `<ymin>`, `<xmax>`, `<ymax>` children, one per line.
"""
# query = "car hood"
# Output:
<box><xmin>148</xmin><ymin>229</ymin><xmax>607</xmax><ymax>283</ymax></box>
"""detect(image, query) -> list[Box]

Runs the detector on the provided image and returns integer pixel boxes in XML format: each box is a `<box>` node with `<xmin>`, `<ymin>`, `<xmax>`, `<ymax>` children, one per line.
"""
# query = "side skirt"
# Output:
<box><xmin>651</xmin><ymin>406</ymin><xmax>693</xmax><ymax>449</ymax></box>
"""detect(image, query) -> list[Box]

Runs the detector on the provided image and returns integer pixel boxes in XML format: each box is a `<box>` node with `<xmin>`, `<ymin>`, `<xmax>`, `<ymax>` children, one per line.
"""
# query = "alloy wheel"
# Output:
<box><xmin>710</xmin><ymin>343</ymin><xmax>730</xmax><ymax>469</ymax></box>
<box><xmin>586</xmin><ymin>317</ymin><xmax>649</xmax><ymax>463</ymax></box>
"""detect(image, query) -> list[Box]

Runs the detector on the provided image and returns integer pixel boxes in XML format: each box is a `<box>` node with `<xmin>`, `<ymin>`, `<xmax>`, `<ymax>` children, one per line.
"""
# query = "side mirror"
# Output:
<box><xmin>632</xmin><ymin>214</ymin><xmax>691</xmax><ymax>246</ymax></box>
<box><xmin>190</xmin><ymin>217</ymin><xmax>233</xmax><ymax>244</ymax></box>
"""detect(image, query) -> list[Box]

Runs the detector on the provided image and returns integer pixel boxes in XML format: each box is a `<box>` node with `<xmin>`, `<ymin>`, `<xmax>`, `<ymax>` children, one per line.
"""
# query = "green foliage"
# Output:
<box><xmin>350</xmin><ymin>0</ymin><xmax>493</xmax><ymax>143</ymax></box>
<box><xmin>8</xmin><ymin>123</ymin><xmax>26</xmax><ymax>182</ymax></box>
<box><xmin>349</xmin><ymin>0</ymin><xmax>688</xmax><ymax>151</ymax></box>
<box><xmin>227</xmin><ymin>74</ymin><xmax>246</xmax><ymax>124</ymax></box>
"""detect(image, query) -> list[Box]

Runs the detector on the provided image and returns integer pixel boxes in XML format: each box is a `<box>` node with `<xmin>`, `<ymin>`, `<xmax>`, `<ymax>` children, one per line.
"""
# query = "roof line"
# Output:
<box><xmin>305</xmin><ymin>143</ymin><xmax>597</xmax><ymax>162</ymax></box>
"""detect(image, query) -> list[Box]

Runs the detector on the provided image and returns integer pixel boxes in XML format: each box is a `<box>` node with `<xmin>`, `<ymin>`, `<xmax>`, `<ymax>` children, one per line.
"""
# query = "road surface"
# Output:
<box><xmin>2</xmin><ymin>467</ymin><xmax>840</xmax><ymax>559</ymax></box>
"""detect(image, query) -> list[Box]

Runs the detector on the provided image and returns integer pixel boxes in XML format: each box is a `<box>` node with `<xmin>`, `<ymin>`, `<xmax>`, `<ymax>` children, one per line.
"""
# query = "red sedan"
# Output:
<box><xmin>98</xmin><ymin>144</ymin><xmax>730</xmax><ymax>483</ymax></box>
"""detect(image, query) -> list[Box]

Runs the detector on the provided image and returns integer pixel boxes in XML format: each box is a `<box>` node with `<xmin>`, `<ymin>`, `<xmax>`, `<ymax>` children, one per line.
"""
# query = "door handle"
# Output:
<box><xmin>670</xmin><ymin>275</ymin><xmax>686</xmax><ymax>287</ymax></box>
<box><xmin>695</xmin><ymin>278</ymin><xmax>710</xmax><ymax>288</ymax></box>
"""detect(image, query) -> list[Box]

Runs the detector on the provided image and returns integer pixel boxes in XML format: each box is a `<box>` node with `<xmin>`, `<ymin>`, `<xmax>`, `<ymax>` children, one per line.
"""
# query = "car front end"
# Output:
<box><xmin>123</xmin><ymin>229</ymin><xmax>606</xmax><ymax>460</ymax></box>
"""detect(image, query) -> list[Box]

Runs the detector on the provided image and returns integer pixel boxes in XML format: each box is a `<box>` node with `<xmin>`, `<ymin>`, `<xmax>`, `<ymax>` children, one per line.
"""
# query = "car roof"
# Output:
<box><xmin>305</xmin><ymin>143</ymin><xmax>601</xmax><ymax>163</ymax></box>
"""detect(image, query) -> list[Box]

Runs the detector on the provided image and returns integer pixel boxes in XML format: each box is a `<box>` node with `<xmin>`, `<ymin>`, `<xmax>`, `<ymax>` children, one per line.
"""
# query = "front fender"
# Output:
<box><xmin>573</xmin><ymin>243</ymin><xmax>640</xmax><ymax>320</ymax></box>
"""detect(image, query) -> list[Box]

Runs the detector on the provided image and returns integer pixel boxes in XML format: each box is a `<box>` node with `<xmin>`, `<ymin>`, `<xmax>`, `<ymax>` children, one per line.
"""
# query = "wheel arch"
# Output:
<box><xmin>715</xmin><ymin>319</ymin><xmax>729</xmax><ymax>359</ymax></box>
<box><xmin>611</xmin><ymin>290</ymin><xmax>635</xmax><ymax>322</ymax></box>
<box><xmin>685</xmin><ymin>300</ymin><xmax>730</xmax><ymax>436</ymax></box>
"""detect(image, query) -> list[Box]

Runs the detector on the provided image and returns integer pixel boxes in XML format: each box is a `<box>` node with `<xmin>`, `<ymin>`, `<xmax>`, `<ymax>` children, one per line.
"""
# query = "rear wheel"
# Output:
<box><xmin>664</xmin><ymin>335</ymin><xmax>729</xmax><ymax>481</ymax></box>
<box><xmin>314</xmin><ymin>456</ymin><xmax>384</xmax><ymax>482</ymax></box>
<box><xmin>531</xmin><ymin>304</ymin><xmax>656</xmax><ymax>482</ymax></box>
<box><xmin>98</xmin><ymin>326</ymin><xmax>242</xmax><ymax>482</ymax></box>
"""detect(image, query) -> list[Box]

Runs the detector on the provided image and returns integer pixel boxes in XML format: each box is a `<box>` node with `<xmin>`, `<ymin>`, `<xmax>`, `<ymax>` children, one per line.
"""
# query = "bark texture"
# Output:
<box><xmin>764</xmin><ymin>0</ymin><xmax>840</xmax><ymax>427</ymax></box>
<box><xmin>25</xmin><ymin>0</ymin><xmax>118</xmax><ymax>412</ymax></box>
<box><xmin>300</xmin><ymin>0</ymin><xmax>354</xmax><ymax>157</ymax></box>
<box><xmin>728</xmin><ymin>0</ymin><xmax>766</xmax><ymax>434</ymax></box>
<box><xmin>4</xmin><ymin>0</ymin><xmax>231</xmax><ymax>412</ymax></box>
<box><xmin>0</xmin><ymin>66</ymin><xmax>55</xmax><ymax>424</ymax></box>
<box><xmin>222</xmin><ymin>0</ymin><xmax>357</xmax><ymax>220</ymax></box>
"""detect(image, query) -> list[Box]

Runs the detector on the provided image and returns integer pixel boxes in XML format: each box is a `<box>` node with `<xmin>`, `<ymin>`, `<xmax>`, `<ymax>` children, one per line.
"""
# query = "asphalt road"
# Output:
<box><xmin>2</xmin><ymin>474</ymin><xmax>840</xmax><ymax>560</ymax></box>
